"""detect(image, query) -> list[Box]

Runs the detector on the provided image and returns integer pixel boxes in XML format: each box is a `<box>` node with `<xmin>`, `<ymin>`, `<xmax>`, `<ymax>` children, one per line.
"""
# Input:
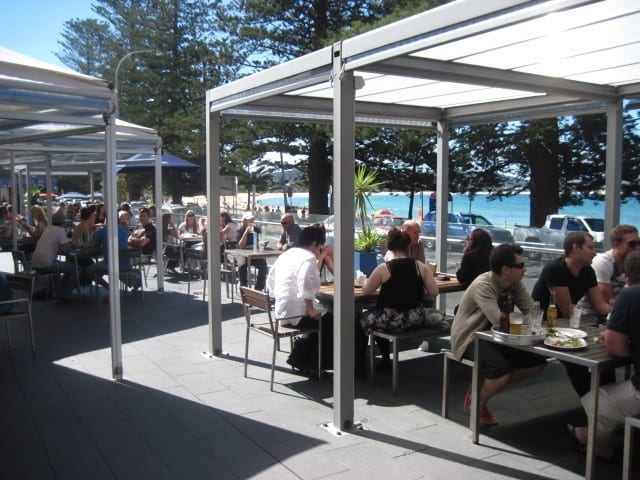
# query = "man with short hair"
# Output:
<box><xmin>567</xmin><ymin>250</ymin><xmax>640</xmax><ymax>460</ymax></box>
<box><xmin>384</xmin><ymin>219</ymin><xmax>426</xmax><ymax>263</ymax></box>
<box><xmin>128</xmin><ymin>208</ymin><xmax>156</xmax><ymax>255</ymax></box>
<box><xmin>266</xmin><ymin>224</ymin><xmax>334</xmax><ymax>375</ymax></box>
<box><xmin>532</xmin><ymin>232</ymin><xmax>611</xmax><ymax>324</ymax></box>
<box><xmin>31</xmin><ymin>212</ymin><xmax>76</xmax><ymax>299</ymax></box>
<box><xmin>276</xmin><ymin>213</ymin><xmax>302</xmax><ymax>251</ymax></box>
<box><xmin>532</xmin><ymin>232</ymin><xmax>612</xmax><ymax>396</ymax></box>
<box><xmin>578</xmin><ymin>224</ymin><xmax>639</xmax><ymax>316</ymax></box>
<box><xmin>451</xmin><ymin>243</ymin><xmax>544</xmax><ymax>425</ymax></box>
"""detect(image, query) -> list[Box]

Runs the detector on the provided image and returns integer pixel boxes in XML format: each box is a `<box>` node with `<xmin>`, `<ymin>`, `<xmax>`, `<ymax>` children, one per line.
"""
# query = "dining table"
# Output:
<box><xmin>470</xmin><ymin>319</ymin><xmax>632</xmax><ymax>480</ymax></box>
<box><xmin>316</xmin><ymin>275</ymin><xmax>465</xmax><ymax>306</ymax></box>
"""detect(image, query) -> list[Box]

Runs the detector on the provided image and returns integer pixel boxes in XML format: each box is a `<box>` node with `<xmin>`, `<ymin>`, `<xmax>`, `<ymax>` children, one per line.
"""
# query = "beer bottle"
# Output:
<box><xmin>546</xmin><ymin>290</ymin><xmax>557</xmax><ymax>328</ymax></box>
<box><xmin>500</xmin><ymin>291</ymin><xmax>512</xmax><ymax>333</ymax></box>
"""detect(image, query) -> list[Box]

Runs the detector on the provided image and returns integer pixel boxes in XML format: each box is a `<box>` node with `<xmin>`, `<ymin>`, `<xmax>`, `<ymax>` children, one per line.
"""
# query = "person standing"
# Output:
<box><xmin>578</xmin><ymin>224</ymin><xmax>639</xmax><ymax>317</ymax></box>
<box><xmin>277</xmin><ymin>213</ymin><xmax>302</xmax><ymax>251</ymax></box>
<box><xmin>567</xmin><ymin>250</ymin><xmax>640</xmax><ymax>460</ymax></box>
<box><xmin>266</xmin><ymin>224</ymin><xmax>334</xmax><ymax>376</ymax></box>
<box><xmin>450</xmin><ymin>243</ymin><xmax>544</xmax><ymax>426</ymax></box>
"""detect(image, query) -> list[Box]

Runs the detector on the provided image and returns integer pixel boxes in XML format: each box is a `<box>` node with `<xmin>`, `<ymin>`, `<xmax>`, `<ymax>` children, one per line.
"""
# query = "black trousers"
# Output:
<box><xmin>238</xmin><ymin>259</ymin><xmax>267</xmax><ymax>291</ymax></box>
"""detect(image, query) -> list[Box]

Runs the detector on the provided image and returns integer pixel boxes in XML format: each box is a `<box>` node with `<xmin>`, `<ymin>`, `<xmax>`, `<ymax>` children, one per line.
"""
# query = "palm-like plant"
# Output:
<box><xmin>354</xmin><ymin>167</ymin><xmax>385</xmax><ymax>252</ymax></box>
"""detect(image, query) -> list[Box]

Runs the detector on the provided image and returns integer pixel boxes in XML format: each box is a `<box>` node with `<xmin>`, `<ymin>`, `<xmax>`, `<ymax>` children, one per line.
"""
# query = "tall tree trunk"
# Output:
<box><xmin>528</xmin><ymin>119</ymin><xmax>560</xmax><ymax>226</ymax></box>
<box><xmin>308</xmin><ymin>131</ymin><xmax>331</xmax><ymax>215</ymax></box>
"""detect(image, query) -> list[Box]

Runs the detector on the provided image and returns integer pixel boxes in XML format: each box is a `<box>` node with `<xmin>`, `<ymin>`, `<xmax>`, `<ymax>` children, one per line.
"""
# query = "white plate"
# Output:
<box><xmin>544</xmin><ymin>337</ymin><xmax>588</xmax><ymax>349</ymax></box>
<box><xmin>547</xmin><ymin>327</ymin><xmax>588</xmax><ymax>339</ymax></box>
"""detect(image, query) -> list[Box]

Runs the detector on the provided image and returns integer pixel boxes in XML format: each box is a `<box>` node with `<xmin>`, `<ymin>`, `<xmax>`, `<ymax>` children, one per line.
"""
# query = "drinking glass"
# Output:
<box><xmin>531</xmin><ymin>302</ymin><xmax>543</xmax><ymax>333</ymax></box>
<box><xmin>569</xmin><ymin>304</ymin><xmax>582</xmax><ymax>328</ymax></box>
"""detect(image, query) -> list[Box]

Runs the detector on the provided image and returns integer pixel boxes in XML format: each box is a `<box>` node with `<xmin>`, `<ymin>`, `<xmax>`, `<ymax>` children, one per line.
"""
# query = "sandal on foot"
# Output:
<box><xmin>463</xmin><ymin>385</ymin><xmax>472</xmax><ymax>413</ymax></box>
<box><xmin>567</xmin><ymin>424</ymin><xmax>586</xmax><ymax>454</ymax></box>
<box><xmin>479</xmin><ymin>406</ymin><xmax>498</xmax><ymax>426</ymax></box>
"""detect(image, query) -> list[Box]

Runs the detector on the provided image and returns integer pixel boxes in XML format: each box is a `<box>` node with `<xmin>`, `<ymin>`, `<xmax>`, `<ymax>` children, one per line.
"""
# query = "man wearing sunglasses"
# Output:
<box><xmin>450</xmin><ymin>243</ymin><xmax>545</xmax><ymax>426</ymax></box>
<box><xmin>532</xmin><ymin>232</ymin><xmax>613</xmax><ymax>397</ymax></box>
<box><xmin>276</xmin><ymin>213</ymin><xmax>302</xmax><ymax>251</ymax></box>
<box><xmin>579</xmin><ymin>224</ymin><xmax>639</xmax><ymax>317</ymax></box>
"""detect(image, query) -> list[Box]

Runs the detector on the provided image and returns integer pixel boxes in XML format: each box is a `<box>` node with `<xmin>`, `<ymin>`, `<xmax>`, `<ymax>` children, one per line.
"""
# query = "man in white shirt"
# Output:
<box><xmin>31</xmin><ymin>212</ymin><xmax>75</xmax><ymax>299</ymax></box>
<box><xmin>266</xmin><ymin>224</ymin><xmax>333</xmax><ymax>376</ymax></box>
<box><xmin>579</xmin><ymin>224</ymin><xmax>639</xmax><ymax>316</ymax></box>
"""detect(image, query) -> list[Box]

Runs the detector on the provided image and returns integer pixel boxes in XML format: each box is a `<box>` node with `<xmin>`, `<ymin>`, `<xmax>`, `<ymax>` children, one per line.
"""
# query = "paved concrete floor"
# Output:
<box><xmin>0</xmin><ymin>252</ymin><xmax>630</xmax><ymax>479</ymax></box>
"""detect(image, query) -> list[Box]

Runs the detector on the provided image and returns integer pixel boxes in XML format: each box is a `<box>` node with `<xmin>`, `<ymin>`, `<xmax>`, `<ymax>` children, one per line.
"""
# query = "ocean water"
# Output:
<box><xmin>258</xmin><ymin>192</ymin><xmax>640</xmax><ymax>228</ymax></box>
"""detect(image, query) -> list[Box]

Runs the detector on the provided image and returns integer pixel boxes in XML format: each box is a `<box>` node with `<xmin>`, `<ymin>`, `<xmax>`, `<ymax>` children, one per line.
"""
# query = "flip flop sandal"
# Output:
<box><xmin>567</xmin><ymin>424</ymin><xmax>586</xmax><ymax>454</ymax></box>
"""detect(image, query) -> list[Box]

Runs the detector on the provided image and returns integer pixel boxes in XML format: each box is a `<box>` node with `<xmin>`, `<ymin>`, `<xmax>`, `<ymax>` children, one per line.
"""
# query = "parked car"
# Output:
<box><xmin>512</xmin><ymin>214</ymin><xmax>605</xmax><ymax>249</ymax></box>
<box><xmin>460</xmin><ymin>213</ymin><xmax>514</xmax><ymax>244</ymax></box>
<box><xmin>421</xmin><ymin>211</ymin><xmax>472</xmax><ymax>250</ymax></box>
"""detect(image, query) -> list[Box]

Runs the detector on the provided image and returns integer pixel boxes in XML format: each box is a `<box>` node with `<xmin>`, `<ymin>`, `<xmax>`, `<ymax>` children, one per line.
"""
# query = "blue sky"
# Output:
<box><xmin>0</xmin><ymin>0</ymin><xmax>99</xmax><ymax>67</ymax></box>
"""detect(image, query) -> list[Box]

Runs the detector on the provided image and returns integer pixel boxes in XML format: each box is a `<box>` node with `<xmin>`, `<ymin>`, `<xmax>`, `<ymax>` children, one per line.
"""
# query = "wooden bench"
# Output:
<box><xmin>369</xmin><ymin>327</ymin><xmax>450</xmax><ymax>395</ymax></box>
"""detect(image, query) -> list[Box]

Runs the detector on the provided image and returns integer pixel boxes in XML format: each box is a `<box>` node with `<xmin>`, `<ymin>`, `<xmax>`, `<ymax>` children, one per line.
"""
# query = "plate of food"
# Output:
<box><xmin>544</xmin><ymin>336</ymin><xmax>587</xmax><ymax>349</ymax></box>
<box><xmin>546</xmin><ymin>327</ymin><xmax>588</xmax><ymax>339</ymax></box>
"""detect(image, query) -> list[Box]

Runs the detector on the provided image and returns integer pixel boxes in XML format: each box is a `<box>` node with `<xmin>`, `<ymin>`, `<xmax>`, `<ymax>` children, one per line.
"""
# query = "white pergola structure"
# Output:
<box><xmin>0</xmin><ymin>46</ymin><xmax>164</xmax><ymax>379</ymax></box>
<box><xmin>205</xmin><ymin>0</ymin><xmax>639</xmax><ymax>465</ymax></box>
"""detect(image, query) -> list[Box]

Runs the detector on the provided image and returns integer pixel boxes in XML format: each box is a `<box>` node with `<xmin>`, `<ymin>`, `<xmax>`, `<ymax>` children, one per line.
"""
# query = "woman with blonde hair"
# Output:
<box><xmin>18</xmin><ymin>205</ymin><xmax>48</xmax><ymax>255</ymax></box>
<box><xmin>178</xmin><ymin>210</ymin><xmax>198</xmax><ymax>234</ymax></box>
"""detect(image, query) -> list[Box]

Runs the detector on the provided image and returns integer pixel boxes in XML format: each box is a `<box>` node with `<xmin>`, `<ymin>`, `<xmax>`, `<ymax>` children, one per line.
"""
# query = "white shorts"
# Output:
<box><xmin>581</xmin><ymin>380</ymin><xmax>640</xmax><ymax>432</ymax></box>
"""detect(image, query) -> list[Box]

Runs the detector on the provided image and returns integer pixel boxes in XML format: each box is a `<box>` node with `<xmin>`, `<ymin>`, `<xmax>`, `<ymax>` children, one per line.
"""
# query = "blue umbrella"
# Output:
<box><xmin>116</xmin><ymin>153</ymin><xmax>199</xmax><ymax>173</ymax></box>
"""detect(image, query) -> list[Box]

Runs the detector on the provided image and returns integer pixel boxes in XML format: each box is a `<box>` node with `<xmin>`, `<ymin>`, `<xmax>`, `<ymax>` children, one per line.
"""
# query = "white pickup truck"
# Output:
<box><xmin>512</xmin><ymin>214</ymin><xmax>605</xmax><ymax>251</ymax></box>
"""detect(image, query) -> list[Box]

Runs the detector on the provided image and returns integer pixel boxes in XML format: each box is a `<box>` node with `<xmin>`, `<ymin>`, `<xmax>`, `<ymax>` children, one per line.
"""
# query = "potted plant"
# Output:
<box><xmin>354</xmin><ymin>167</ymin><xmax>385</xmax><ymax>275</ymax></box>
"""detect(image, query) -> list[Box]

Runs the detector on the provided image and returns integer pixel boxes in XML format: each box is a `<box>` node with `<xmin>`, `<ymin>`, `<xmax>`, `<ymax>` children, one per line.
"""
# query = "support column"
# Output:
<box><xmin>206</xmin><ymin>94</ymin><xmax>223</xmax><ymax>356</ymax></box>
<box><xmin>604</xmin><ymin>99</ymin><xmax>622</xmax><ymax>248</ymax></box>
<box><xmin>154</xmin><ymin>147</ymin><xmax>164</xmax><ymax>292</ymax></box>
<box><xmin>105</xmin><ymin>115</ymin><xmax>123</xmax><ymax>380</ymax></box>
<box><xmin>435</xmin><ymin>119</ymin><xmax>449</xmax><ymax>311</ymax></box>
<box><xmin>333</xmin><ymin>41</ymin><xmax>356</xmax><ymax>431</ymax></box>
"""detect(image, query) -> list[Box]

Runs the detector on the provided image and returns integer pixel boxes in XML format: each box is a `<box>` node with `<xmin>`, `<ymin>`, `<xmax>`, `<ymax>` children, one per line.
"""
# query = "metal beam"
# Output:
<box><xmin>359</xmin><ymin>56</ymin><xmax>616</xmax><ymax>101</ymax></box>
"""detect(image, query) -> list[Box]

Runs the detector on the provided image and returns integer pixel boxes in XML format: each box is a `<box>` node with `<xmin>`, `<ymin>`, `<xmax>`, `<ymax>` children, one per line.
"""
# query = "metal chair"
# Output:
<box><xmin>240</xmin><ymin>286</ymin><xmax>321</xmax><ymax>390</ymax></box>
<box><xmin>185</xmin><ymin>248</ymin><xmax>207</xmax><ymax>305</ymax></box>
<box><xmin>0</xmin><ymin>274</ymin><xmax>36</xmax><ymax>357</ymax></box>
<box><xmin>118</xmin><ymin>250</ymin><xmax>144</xmax><ymax>300</ymax></box>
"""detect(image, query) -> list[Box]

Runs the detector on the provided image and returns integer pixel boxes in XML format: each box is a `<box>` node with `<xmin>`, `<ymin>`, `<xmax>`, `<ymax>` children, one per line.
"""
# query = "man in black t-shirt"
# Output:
<box><xmin>567</xmin><ymin>250</ymin><xmax>640</xmax><ymax>460</ymax></box>
<box><xmin>532</xmin><ymin>232</ymin><xmax>610</xmax><ymax>319</ymax></box>
<box><xmin>128</xmin><ymin>208</ymin><xmax>156</xmax><ymax>256</ymax></box>
<box><xmin>532</xmin><ymin>232</ymin><xmax>612</xmax><ymax>396</ymax></box>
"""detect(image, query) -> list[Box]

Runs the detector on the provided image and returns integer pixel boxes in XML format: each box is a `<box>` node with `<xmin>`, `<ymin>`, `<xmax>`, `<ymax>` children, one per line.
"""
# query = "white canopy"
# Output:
<box><xmin>205</xmin><ymin>0</ymin><xmax>639</xmax><ymax>449</ymax></box>
<box><xmin>0</xmin><ymin>45</ymin><xmax>163</xmax><ymax>381</ymax></box>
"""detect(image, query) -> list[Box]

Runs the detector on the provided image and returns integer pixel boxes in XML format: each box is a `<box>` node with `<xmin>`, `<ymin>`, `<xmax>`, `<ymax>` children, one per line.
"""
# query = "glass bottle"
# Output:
<box><xmin>500</xmin><ymin>291</ymin><xmax>512</xmax><ymax>333</ymax></box>
<box><xmin>546</xmin><ymin>290</ymin><xmax>557</xmax><ymax>328</ymax></box>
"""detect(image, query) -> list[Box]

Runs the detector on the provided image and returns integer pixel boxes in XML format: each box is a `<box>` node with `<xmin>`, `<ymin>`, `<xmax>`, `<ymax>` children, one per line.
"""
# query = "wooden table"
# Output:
<box><xmin>316</xmin><ymin>276</ymin><xmax>465</xmax><ymax>305</ymax></box>
<box><xmin>471</xmin><ymin>319</ymin><xmax>632</xmax><ymax>480</ymax></box>
<box><xmin>224</xmin><ymin>248</ymin><xmax>282</xmax><ymax>288</ymax></box>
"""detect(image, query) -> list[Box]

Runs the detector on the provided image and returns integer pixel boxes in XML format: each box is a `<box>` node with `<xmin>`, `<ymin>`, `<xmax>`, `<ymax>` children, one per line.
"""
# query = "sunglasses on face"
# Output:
<box><xmin>627</xmin><ymin>240</ymin><xmax>639</xmax><ymax>248</ymax></box>
<box><xmin>510</xmin><ymin>262</ymin><xmax>526</xmax><ymax>269</ymax></box>
<box><xmin>280</xmin><ymin>220</ymin><xmax>289</xmax><ymax>225</ymax></box>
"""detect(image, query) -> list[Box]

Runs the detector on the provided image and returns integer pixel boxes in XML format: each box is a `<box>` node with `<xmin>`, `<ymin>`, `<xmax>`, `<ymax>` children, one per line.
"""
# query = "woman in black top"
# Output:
<box><xmin>358</xmin><ymin>228</ymin><xmax>445</xmax><ymax>369</ymax></box>
<box><xmin>456</xmin><ymin>228</ymin><xmax>493</xmax><ymax>287</ymax></box>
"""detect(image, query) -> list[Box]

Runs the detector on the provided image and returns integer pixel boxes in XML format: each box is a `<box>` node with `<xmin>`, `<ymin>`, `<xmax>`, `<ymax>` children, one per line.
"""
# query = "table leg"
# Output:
<box><xmin>471</xmin><ymin>335</ymin><xmax>480</xmax><ymax>443</ymax></box>
<box><xmin>585</xmin><ymin>367</ymin><xmax>600</xmax><ymax>480</ymax></box>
